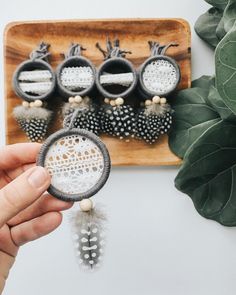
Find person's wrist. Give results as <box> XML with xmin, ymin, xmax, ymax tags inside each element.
<box><xmin>0</xmin><ymin>251</ymin><xmax>15</xmax><ymax>294</ymax></box>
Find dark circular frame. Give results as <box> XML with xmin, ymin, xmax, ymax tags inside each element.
<box><xmin>12</xmin><ymin>59</ymin><xmax>56</xmax><ymax>102</ymax></box>
<box><xmin>56</xmin><ymin>56</ymin><xmax>97</xmax><ymax>99</ymax></box>
<box><xmin>37</xmin><ymin>128</ymin><xmax>111</xmax><ymax>202</ymax></box>
<box><xmin>138</xmin><ymin>55</ymin><xmax>181</xmax><ymax>98</ymax></box>
<box><xmin>96</xmin><ymin>57</ymin><xmax>138</xmax><ymax>99</ymax></box>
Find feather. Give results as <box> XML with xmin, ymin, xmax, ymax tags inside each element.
<box><xmin>70</xmin><ymin>204</ymin><xmax>106</xmax><ymax>270</ymax></box>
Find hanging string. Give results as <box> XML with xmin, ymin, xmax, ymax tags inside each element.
<box><xmin>29</xmin><ymin>42</ymin><xmax>51</xmax><ymax>62</ymax></box>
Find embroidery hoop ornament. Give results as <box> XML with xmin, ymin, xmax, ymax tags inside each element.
<box><xmin>37</xmin><ymin>109</ymin><xmax>111</xmax><ymax>202</ymax></box>
<box><xmin>12</xmin><ymin>42</ymin><xmax>56</xmax><ymax>102</ymax></box>
<box><xmin>56</xmin><ymin>43</ymin><xmax>97</xmax><ymax>100</ymax></box>
<box><xmin>96</xmin><ymin>38</ymin><xmax>138</xmax><ymax>100</ymax></box>
<box><xmin>138</xmin><ymin>41</ymin><xmax>181</xmax><ymax>98</ymax></box>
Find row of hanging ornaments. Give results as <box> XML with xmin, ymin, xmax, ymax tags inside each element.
<box><xmin>12</xmin><ymin>39</ymin><xmax>181</xmax><ymax>144</ymax></box>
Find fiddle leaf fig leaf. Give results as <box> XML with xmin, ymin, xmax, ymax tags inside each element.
<box><xmin>169</xmin><ymin>76</ymin><xmax>220</xmax><ymax>159</ymax></box>
<box><xmin>175</xmin><ymin>120</ymin><xmax>236</xmax><ymax>226</ymax></box>
<box><xmin>207</xmin><ymin>85</ymin><xmax>236</xmax><ymax>121</ymax></box>
<box><xmin>205</xmin><ymin>0</ymin><xmax>229</xmax><ymax>10</ymax></box>
<box><xmin>195</xmin><ymin>7</ymin><xmax>223</xmax><ymax>48</ymax></box>
<box><xmin>216</xmin><ymin>22</ymin><xmax>236</xmax><ymax>114</ymax></box>
<box><xmin>222</xmin><ymin>0</ymin><xmax>236</xmax><ymax>32</ymax></box>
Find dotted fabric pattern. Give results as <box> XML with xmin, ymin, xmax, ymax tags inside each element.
<box><xmin>143</xmin><ymin>59</ymin><xmax>178</xmax><ymax>94</ymax></box>
<box><xmin>44</xmin><ymin>135</ymin><xmax>105</xmax><ymax>196</ymax></box>
<box><xmin>61</xmin><ymin>66</ymin><xmax>94</xmax><ymax>90</ymax></box>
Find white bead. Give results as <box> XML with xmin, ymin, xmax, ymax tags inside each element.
<box><xmin>160</xmin><ymin>97</ymin><xmax>167</xmax><ymax>104</ymax></box>
<box><xmin>22</xmin><ymin>101</ymin><xmax>29</xmax><ymax>108</ymax></box>
<box><xmin>34</xmin><ymin>99</ymin><xmax>43</xmax><ymax>107</ymax></box>
<box><xmin>74</xmin><ymin>95</ymin><xmax>82</xmax><ymax>103</ymax></box>
<box><xmin>145</xmin><ymin>100</ymin><xmax>152</xmax><ymax>106</ymax></box>
<box><xmin>110</xmin><ymin>100</ymin><xmax>116</xmax><ymax>107</ymax></box>
<box><xmin>104</xmin><ymin>98</ymin><xmax>110</xmax><ymax>104</ymax></box>
<box><xmin>116</xmin><ymin>97</ymin><xmax>124</xmax><ymax>106</ymax></box>
<box><xmin>152</xmin><ymin>96</ymin><xmax>161</xmax><ymax>104</ymax></box>
<box><xmin>69</xmin><ymin>97</ymin><xmax>75</xmax><ymax>104</ymax></box>
<box><xmin>79</xmin><ymin>199</ymin><xmax>93</xmax><ymax>212</ymax></box>
<box><xmin>29</xmin><ymin>102</ymin><xmax>35</xmax><ymax>108</ymax></box>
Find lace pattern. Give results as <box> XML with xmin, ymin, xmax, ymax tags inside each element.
<box><xmin>142</xmin><ymin>60</ymin><xmax>178</xmax><ymax>94</ymax></box>
<box><xmin>100</xmin><ymin>72</ymin><xmax>134</xmax><ymax>87</ymax></box>
<box><xmin>19</xmin><ymin>70</ymin><xmax>52</xmax><ymax>82</ymax></box>
<box><xmin>44</xmin><ymin>135</ymin><xmax>104</xmax><ymax>196</ymax></box>
<box><xmin>61</xmin><ymin>66</ymin><xmax>94</xmax><ymax>90</ymax></box>
<box><xmin>19</xmin><ymin>82</ymin><xmax>53</xmax><ymax>95</ymax></box>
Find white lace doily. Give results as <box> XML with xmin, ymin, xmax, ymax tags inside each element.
<box><xmin>61</xmin><ymin>66</ymin><xmax>94</xmax><ymax>90</ymax></box>
<box><xmin>19</xmin><ymin>82</ymin><xmax>53</xmax><ymax>95</ymax></box>
<box><xmin>100</xmin><ymin>73</ymin><xmax>134</xmax><ymax>87</ymax></box>
<box><xmin>142</xmin><ymin>59</ymin><xmax>178</xmax><ymax>94</ymax></box>
<box><xmin>19</xmin><ymin>70</ymin><xmax>52</xmax><ymax>82</ymax></box>
<box><xmin>44</xmin><ymin>134</ymin><xmax>105</xmax><ymax>195</ymax></box>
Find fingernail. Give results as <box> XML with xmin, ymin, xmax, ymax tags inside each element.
<box><xmin>28</xmin><ymin>167</ymin><xmax>49</xmax><ymax>188</ymax></box>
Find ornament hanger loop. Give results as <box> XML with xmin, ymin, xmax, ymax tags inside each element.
<box><xmin>65</xmin><ymin>43</ymin><xmax>86</xmax><ymax>59</ymax></box>
<box><xmin>148</xmin><ymin>41</ymin><xmax>179</xmax><ymax>56</ymax></box>
<box><xmin>29</xmin><ymin>42</ymin><xmax>51</xmax><ymax>62</ymax></box>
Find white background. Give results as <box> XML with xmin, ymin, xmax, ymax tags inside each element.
<box><xmin>1</xmin><ymin>1</ymin><xmax>236</xmax><ymax>295</ymax></box>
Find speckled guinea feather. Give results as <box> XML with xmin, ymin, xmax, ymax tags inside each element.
<box><xmin>70</xmin><ymin>205</ymin><xmax>106</xmax><ymax>270</ymax></box>
<box><xmin>13</xmin><ymin>105</ymin><xmax>52</xmax><ymax>142</ymax></box>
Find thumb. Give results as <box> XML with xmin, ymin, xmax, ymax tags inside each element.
<box><xmin>0</xmin><ymin>166</ymin><xmax>51</xmax><ymax>228</ymax></box>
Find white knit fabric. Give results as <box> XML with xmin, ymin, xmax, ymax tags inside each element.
<box><xmin>143</xmin><ymin>60</ymin><xmax>178</xmax><ymax>94</ymax></box>
<box><xmin>44</xmin><ymin>135</ymin><xmax>104</xmax><ymax>195</ymax></box>
<box><xmin>100</xmin><ymin>73</ymin><xmax>134</xmax><ymax>87</ymax></box>
<box><xmin>19</xmin><ymin>82</ymin><xmax>53</xmax><ymax>95</ymax></box>
<box><xmin>19</xmin><ymin>70</ymin><xmax>52</xmax><ymax>82</ymax></box>
<box><xmin>61</xmin><ymin>67</ymin><xmax>94</xmax><ymax>90</ymax></box>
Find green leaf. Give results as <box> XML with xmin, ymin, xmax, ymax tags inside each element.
<box><xmin>169</xmin><ymin>76</ymin><xmax>220</xmax><ymax>159</ymax></box>
<box><xmin>175</xmin><ymin>120</ymin><xmax>236</xmax><ymax>226</ymax></box>
<box><xmin>205</xmin><ymin>0</ymin><xmax>229</xmax><ymax>10</ymax></box>
<box><xmin>195</xmin><ymin>7</ymin><xmax>223</xmax><ymax>48</ymax></box>
<box><xmin>222</xmin><ymin>0</ymin><xmax>236</xmax><ymax>32</ymax></box>
<box><xmin>215</xmin><ymin>22</ymin><xmax>236</xmax><ymax>115</ymax></box>
<box><xmin>207</xmin><ymin>85</ymin><xmax>236</xmax><ymax>121</ymax></box>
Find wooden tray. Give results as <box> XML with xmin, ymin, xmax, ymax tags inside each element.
<box><xmin>4</xmin><ymin>18</ymin><xmax>191</xmax><ymax>166</ymax></box>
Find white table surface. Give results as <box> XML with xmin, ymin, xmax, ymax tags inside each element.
<box><xmin>1</xmin><ymin>1</ymin><xmax>236</xmax><ymax>295</ymax></box>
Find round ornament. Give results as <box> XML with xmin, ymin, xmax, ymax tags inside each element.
<box><xmin>12</xmin><ymin>42</ymin><xmax>56</xmax><ymax>102</ymax></box>
<box><xmin>56</xmin><ymin>43</ymin><xmax>96</xmax><ymax>100</ymax></box>
<box><xmin>37</xmin><ymin>128</ymin><xmax>110</xmax><ymax>202</ymax></box>
<box><xmin>138</xmin><ymin>41</ymin><xmax>181</xmax><ymax>98</ymax></box>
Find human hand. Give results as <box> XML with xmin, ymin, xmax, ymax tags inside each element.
<box><xmin>0</xmin><ymin>143</ymin><xmax>73</xmax><ymax>294</ymax></box>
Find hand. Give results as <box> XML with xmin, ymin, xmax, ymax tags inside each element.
<box><xmin>0</xmin><ymin>143</ymin><xmax>73</xmax><ymax>294</ymax></box>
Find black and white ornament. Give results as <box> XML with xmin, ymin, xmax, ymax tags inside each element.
<box><xmin>13</xmin><ymin>99</ymin><xmax>53</xmax><ymax>142</ymax></box>
<box><xmin>12</xmin><ymin>42</ymin><xmax>55</xmax><ymax>142</ymax></box>
<box><xmin>63</xmin><ymin>96</ymin><xmax>100</xmax><ymax>135</ymax></box>
<box><xmin>99</xmin><ymin>97</ymin><xmax>136</xmax><ymax>141</ymax></box>
<box><xmin>135</xmin><ymin>96</ymin><xmax>173</xmax><ymax>144</ymax></box>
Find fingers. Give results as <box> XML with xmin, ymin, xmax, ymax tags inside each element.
<box><xmin>8</xmin><ymin>194</ymin><xmax>73</xmax><ymax>226</ymax></box>
<box><xmin>4</xmin><ymin>163</ymin><xmax>36</xmax><ymax>183</ymax></box>
<box><xmin>11</xmin><ymin>212</ymin><xmax>62</xmax><ymax>246</ymax></box>
<box><xmin>0</xmin><ymin>143</ymin><xmax>41</xmax><ymax>170</ymax></box>
<box><xmin>0</xmin><ymin>166</ymin><xmax>51</xmax><ymax>228</ymax></box>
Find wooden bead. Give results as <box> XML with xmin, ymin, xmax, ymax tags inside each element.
<box><xmin>74</xmin><ymin>95</ymin><xmax>82</xmax><ymax>103</ymax></box>
<box><xmin>34</xmin><ymin>99</ymin><xmax>43</xmax><ymax>107</ymax></box>
<box><xmin>116</xmin><ymin>97</ymin><xmax>124</xmax><ymax>106</ymax></box>
<box><xmin>22</xmin><ymin>101</ymin><xmax>29</xmax><ymax>108</ymax></box>
<box><xmin>110</xmin><ymin>100</ymin><xmax>116</xmax><ymax>107</ymax></box>
<box><xmin>104</xmin><ymin>98</ymin><xmax>110</xmax><ymax>104</ymax></box>
<box><xmin>160</xmin><ymin>97</ymin><xmax>167</xmax><ymax>104</ymax></box>
<box><xmin>145</xmin><ymin>99</ymin><xmax>152</xmax><ymax>106</ymax></box>
<box><xmin>152</xmin><ymin>96</ymin><xmax>160</xmax><ymax>104</ymax></box>
<box><xmin>29</xmin><ymin>102</ymin><xmax>35</xmax><ymax>108</ymax></box>
<box><xmin>79</xmin><ymin>199</ymin><xmax>93</xmax><ymax>212</ymax></box>
<box><xmin>69</xmin><ymin>97</ymin><xmax>75</xmax><ymax>104</ymax></box>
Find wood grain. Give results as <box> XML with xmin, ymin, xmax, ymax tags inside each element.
<box><xmin>4</xmin><ymin>18</ymin><xmax>191</xmax><ymax>166</ymax></box>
